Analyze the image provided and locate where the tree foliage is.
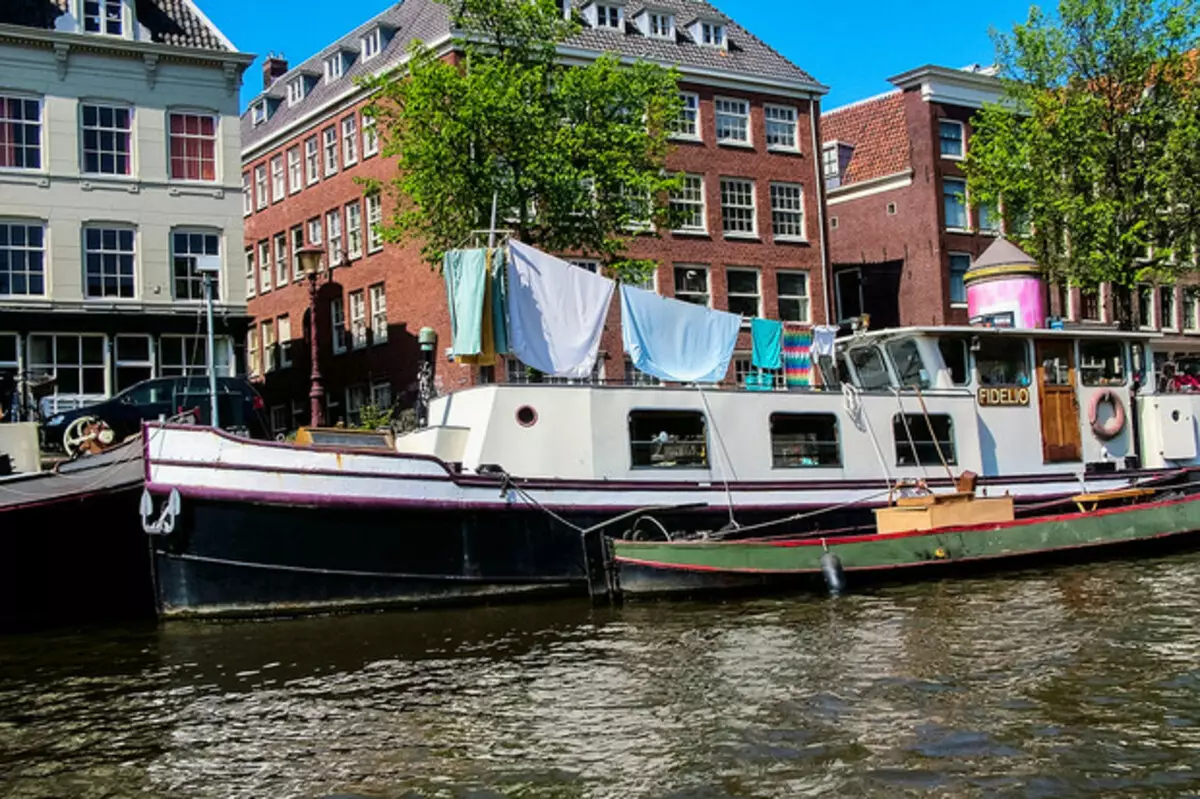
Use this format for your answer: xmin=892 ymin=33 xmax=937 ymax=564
xmin=965 ymin=0 xmax=1200 ymax=326
xmin=363 ymin=0 xmax=683 ymax=282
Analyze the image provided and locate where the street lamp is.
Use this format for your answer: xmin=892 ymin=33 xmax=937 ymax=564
xmin=297 ymin=245 xmax=333 ymax=428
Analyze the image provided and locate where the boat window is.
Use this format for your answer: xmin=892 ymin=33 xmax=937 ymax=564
xmin=770 ymin=413 xmax=840 ymax=468
xmin=629 ymin=410 xmax=708 ymax=468
xmin=975 ymin=338 xmax=1030 ymax=387
xmin=1080 ymin=340 xmax=1125 ymax=386
xmin=937 ymin=337 xmax=970 ymax=385
xmin=848 ymin=346 xmax=891 ymax=390
xmin=886 ymin=339 xmax=931 ymax=389
xmin=893 ymin=413 xmax=957 ymax=466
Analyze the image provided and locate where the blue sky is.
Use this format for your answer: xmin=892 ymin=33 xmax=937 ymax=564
xmin=201 ymin=0 xmax=1040 ymax=111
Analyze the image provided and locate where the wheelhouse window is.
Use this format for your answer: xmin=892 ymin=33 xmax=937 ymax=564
xmin=770 ymin=413 xmax=840 ymax=468
xmin=0 ymin=95 xmax=42 ymax=170
xmin=886 ymin=338 xmax=930 ymax=388
xmin=1080 ymin=340 xmax=1125 ymax=386
xmin=937 ymin=337 xmax=970 ymax=385
xmin=847 ymin=346 xmax=891 ymax=390
xmin=975 ymin=338 xmax=1030 ymax=386
xmin=894 ymin=414 xmax=956 ymax=466
xmin=629 ymin=410 xmax=708 ymax=468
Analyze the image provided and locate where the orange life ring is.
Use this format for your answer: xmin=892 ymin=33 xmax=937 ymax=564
xmin=1089 ymin=389 xmax=1126 ymax=440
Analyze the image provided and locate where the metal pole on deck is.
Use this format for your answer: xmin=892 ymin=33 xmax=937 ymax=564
xmin=203 ymin=273 xmax=219 ymax=428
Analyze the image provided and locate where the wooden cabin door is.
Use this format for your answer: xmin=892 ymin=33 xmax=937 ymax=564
xmin=1035 ymin=340 xmax=1083 ymax=463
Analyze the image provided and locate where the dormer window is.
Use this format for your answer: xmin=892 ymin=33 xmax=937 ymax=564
xmin=324 ymin=54 xmax=344 ymax=83
xmin=594 ymin=3 xmax=623 ymax=30
xmin=83 ymin=0 xmax=124 ymax=36
xmin=251 ymin=101 xmax=267 ymax=126
xmin=287 ymin=78 xmax=305 ymax=107
xmin=649 ymin=12 xmax=674 ymax=38
xmin=700 ymin=21 xmax=725 ymax=47
xmin=361 ymin=28 xmax=382 ymax=61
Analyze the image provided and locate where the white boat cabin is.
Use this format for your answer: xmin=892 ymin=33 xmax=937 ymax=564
xmin=395 ymin=326 xmax=1200 ymax=483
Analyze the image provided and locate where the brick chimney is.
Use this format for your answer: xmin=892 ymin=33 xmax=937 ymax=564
xmin=262 ymin=53 xmax=288 ymax=90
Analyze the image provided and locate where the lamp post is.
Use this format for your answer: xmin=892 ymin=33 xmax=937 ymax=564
xmin=296 ymin=246 xmax=330 ymax=428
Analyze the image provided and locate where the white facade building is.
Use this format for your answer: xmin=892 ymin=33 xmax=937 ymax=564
xmin=0 ymin=0 xmax=253 ymax=413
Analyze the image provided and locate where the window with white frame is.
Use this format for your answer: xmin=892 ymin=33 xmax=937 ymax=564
xmin=278 ymin=314 xmax=292 ymax=367
xmin=261 ymin=319 xmax=276 ymax=373
xmin=726 ymin=268 xmax=761 ymax=318
xmin=323 ymin=126 xmax=338 ymax=176
xmin=290 ymin=225 xmax=304 ymax=281
xmin=0 ymin=95 xmax=42 ymax=171
xmin=764 ymin=105 xmax=798 ymax=151
xmin=621 ymin=185 xmax=652 ymax=231
xmin=274 ymin=232 xmax=288 ymax=286
xmin=1184 ymin=288 xmax=1199 ymax=331
xmin=943 ymin=178 xmax=968 ymax=230
xmin=330 ymin=298 xmax=347 ymax=354
xmin=345 ymin=383 xmax=367 ymax=425
xmin=326 ymin=208 xmax=343 ymax=263
xmin=366 ymin=194 xmax=383 ymax=252
xmin=1138 ymin=284 xmax=1155 ymax=328
xmin=715 ymin=98 xmax=749 ymax=144
xmin=287 ymin=78 xmax=304 ymax=106
xmin=595 ymin=3 xmax=622 ymax=29
xmin=258 ymin=240 xmax=271 ymax=293
xmin=304 ymin=136 xmax=319 ymax=185
xmin=27 ymin=334 xmax=106 ymax=401
xmin=346 ymin=201 xmax=363 ymax=259
xmin=168 ymin=112 xmax=216 ymax=181
xmin=245 ymin=246 xmax=255 ymax=298
xmin=0 ymin=221 xmax=46 ymax=296
xmin=777 ymin=271 xmax=810 ymax=323
xmin=362 ymin=115 xmax=379 ymax=157
xmin=324 ymin=53 xmax=344 ymax=83
xmin=949 ymin=253 xmax=970 ymax=304
xmin=505 ymin=357 xmax=530 ymax=384
xmin=700 ymin=21 xmax=725 ymax=47
xmin=84 ymin=226 xmax=135 ymax=298
xmin=83 ymin=0 xmax=123 ymax=36
xmin=307 ymin=216 xmax=323 ymax=246
xmin=242 ymin=172 xmax=251 ymax=216
xmin=251 ymin=101 xmax=266 ymax=126
xmin=624 ymin=355 xmax=660 ymax=386
xmin=349 ymin=289 xmax=367 ymax=349
xmin=939 ymin=119 xmax=965 ymax=159
xmin=370 ymin=379 xmax=392 ymax=410
xmin=1161 ymin=285 xmax=1177 ymax=330
xmin=672 ymin=92 xmax=700 ymax=139
xmin=670 ymin=174 xmax=706 ymax=233
xmin=1081 ymin=286 xmax=1104 ymax=322
xmin=287 ymin=147 xmax=301 ymax=193
xmin=361 ymin=28 xmax=382 ymax=60
xmin=254 ymin=164 xmax=267 ymax=209
xmin=342 ymin=116 xmax=358 ymax=166
xmin=81 ymin=104 xmax=132 ymax=175
xmin=113 ymin=334 xmax=152 ymax=391
xmin=172 ymin=230 xmax=219 ymax=301
xmin=270 ymin=155 xmax=284 ymax=202
xmin=649 ymin=12 xmax=674 ymax=38
xmin=369 ymin=283 xmax=387 ymax=344
xmin=674 ymin=264 xmax=709 ymax=305
xmin=821 ymin=144 xmax=839 ymax=180
xmin=770 ymin=182 xmax=805 ymax=240
xmin=978 ymin=202 xmax=1001 ymax=233
xmin=247 ymin=327 xmax=259 ymax=376
xmin=720 ymin=177 xmax=756 ymax=236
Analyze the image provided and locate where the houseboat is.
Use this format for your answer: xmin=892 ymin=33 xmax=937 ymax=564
xmin=140 ymin=323 xmax=1200 ymax=619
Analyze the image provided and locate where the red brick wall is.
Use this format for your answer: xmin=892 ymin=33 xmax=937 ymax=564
xmin=243 ymin=80 xmax=829 ymax=423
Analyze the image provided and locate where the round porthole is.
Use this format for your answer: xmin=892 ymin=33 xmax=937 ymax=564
xmin=516 ymin=405 xmax=538 ymax=427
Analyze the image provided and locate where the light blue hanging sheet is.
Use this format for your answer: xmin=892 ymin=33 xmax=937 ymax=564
xmin=443 ymin=249 xmax=487 ymax=356
xmin=620 ymin=285 xmax=741 ymax=384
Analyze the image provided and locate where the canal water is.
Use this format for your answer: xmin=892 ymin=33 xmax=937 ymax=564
xmin=5 ymin=554 xmax=1200 ymax=798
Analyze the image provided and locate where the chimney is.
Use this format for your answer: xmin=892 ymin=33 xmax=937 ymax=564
xmin=262 ymin=53 xmax=288 ymax=90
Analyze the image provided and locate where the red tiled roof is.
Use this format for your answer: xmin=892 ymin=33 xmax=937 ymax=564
xmin=821 ymin=91 xmax=911 ymax=185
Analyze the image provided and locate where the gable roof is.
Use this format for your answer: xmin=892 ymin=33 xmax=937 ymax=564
xmin=242 ymin=0 xmax=824 ymax=154
xmin=820 ymin=90 xmax=911 ymax=186
xmin=0 ymin=0 xmax=235 ymax=52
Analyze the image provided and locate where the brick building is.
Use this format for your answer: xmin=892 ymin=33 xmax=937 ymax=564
xmin=241 ymin=0 xmax=830 ymax=434
xmin=820 ymin=64 xmax=1007 ymax=329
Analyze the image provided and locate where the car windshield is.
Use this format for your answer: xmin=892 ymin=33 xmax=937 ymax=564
xmin=122 ymin=380 xmax=173 ymax=405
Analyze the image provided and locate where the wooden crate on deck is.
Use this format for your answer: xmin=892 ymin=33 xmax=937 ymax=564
xmin=874 ymin=493 xmax=1014 ymax=535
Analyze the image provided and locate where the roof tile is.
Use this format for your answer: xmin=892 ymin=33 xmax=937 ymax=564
xmin=821 ymin=91 xmax=911 ymax=185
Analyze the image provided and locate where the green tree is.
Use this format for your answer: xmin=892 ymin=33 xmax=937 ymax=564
xmin=965 ymin=0 xmax=1200 ymax=326
xmin=364 ymin=0 xmax=683 ymax=283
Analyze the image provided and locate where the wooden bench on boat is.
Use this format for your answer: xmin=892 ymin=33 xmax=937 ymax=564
xmin=875 ymin=492 xmax=1016 ymax=535
xmin=1070 ymin=487 xmax=1155 ymax=512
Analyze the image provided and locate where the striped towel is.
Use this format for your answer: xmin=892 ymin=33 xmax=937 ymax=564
xmin=783 ymin=324 xmax=812 ymax=388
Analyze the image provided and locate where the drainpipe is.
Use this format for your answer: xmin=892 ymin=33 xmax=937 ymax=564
xmin=809 ymin=93 xmax=832 ymax=325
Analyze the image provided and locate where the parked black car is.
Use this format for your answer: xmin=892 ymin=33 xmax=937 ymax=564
xmin=41 ymin=376 xmax=270 ymax=452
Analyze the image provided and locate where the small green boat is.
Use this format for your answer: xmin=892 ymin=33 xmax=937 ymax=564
xmin=610 ymin=480 xmax=1200 ymax=598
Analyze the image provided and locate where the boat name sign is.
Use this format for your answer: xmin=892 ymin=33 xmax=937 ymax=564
xmin=978 ymin=386 xmax=1030 ymax=407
